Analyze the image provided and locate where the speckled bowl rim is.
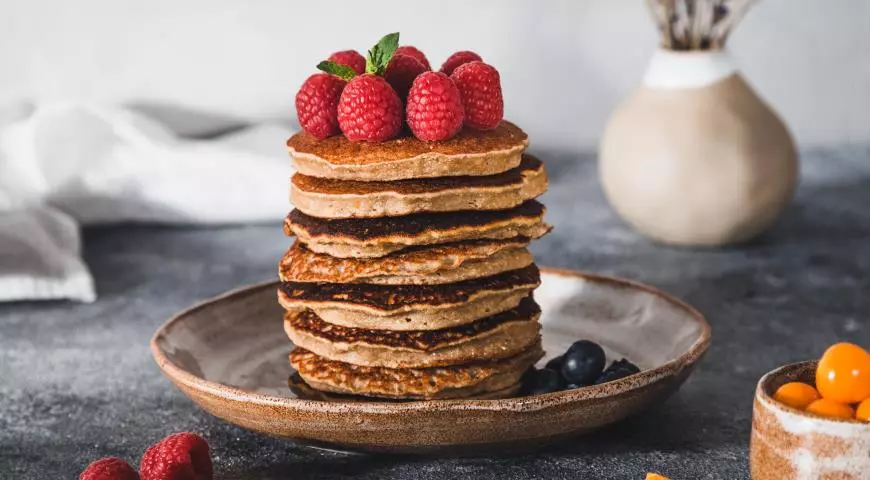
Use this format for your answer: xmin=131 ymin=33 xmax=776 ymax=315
xmin=756 ymin=360 xmax=870 ymax=426
xmin=150 ymin=266 xmax=711 ymax=414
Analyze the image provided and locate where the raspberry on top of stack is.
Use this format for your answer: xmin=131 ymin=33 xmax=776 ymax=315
xmin=281 ymin=33 xmax=552 ymax=400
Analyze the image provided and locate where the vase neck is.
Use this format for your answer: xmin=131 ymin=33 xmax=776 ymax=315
xmin=643 ymin=49 xmax=737 ymax=89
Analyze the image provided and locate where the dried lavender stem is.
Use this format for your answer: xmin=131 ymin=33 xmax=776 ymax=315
xmin=646 ymin=0 xmax=756 ymax=51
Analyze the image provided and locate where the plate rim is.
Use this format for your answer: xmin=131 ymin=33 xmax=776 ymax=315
xmin=150 ymin=266 xmax=711 ymax=414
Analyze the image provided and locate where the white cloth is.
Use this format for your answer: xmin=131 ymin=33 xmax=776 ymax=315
xmin=0 ymin=102 xmax=294 ymax=303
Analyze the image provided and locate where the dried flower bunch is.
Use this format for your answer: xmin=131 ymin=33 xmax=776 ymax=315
xmin=646 ymin=0 xmax=756 ymax=50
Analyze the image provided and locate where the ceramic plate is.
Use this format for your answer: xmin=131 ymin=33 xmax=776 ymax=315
xmin=151 ymin=267 xmax=710 ymax=454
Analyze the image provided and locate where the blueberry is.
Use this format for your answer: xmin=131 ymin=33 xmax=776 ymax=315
xmin=545 ymin=355 xmax=564 ymax=371
xmin=560 ymin=340 xmax=606 ymax=385
xmin=594 ymin=359 xmax=641 ymax=385
xmin=564 ymin=383 xmax=582 ymax=390
xmin=594 ymin=369 xmax=629 ymax=385
xmin=612 ymin=358 xmax=640 ymax=374
xmin=523 ymin=368 xmax=564 ymax=395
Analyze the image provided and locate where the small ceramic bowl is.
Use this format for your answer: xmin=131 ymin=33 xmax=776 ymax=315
xmin=751 ymin=361 xmax=870 ymax=479
xmin=151 ymin=268 xmax=711 ymax=454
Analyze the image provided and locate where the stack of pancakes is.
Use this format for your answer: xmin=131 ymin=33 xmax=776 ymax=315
xmin=280 ymin=121 xmax=551 ymax=399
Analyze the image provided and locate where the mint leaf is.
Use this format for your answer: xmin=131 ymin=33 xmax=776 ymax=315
xmin=317 ymin=61 xmax=357 ymax=81
xmin=365 ymin=32 xmax=400 ymax=75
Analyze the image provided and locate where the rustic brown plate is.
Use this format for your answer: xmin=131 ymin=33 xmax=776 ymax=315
xmin=151 ymin=267 xmax=710 ymax=454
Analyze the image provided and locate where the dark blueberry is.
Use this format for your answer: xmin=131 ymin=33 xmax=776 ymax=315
xmin=523 ymin=368 xmax=564 ymax=395
xmin=594 ymin=359 xmax=641 ymax=384
xmin=560 ymin=340 xmax=606 ymax=384
xmin=594 ymin=369 xmax=628 ymax=385
xmin=609 ymin=358 xmax=640 ymax=374
xmin=545 ymin=355 xmax=564 ymax=372
xmin=564 ymin=383 xmax=582 ymax=390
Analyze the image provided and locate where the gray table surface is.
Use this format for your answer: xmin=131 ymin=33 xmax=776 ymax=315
xmin=2 ymin=146 xmax=869 ymax=479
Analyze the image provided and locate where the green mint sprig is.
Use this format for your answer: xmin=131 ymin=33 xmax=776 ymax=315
xmin=365 ymin=32 xmax=399 ymax=75
xmin=316 ymin=61 xmax=358 ymax=81
xmin=316 ymin=32 xmax=400 ymax=80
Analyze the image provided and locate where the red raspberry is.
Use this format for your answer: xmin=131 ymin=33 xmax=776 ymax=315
xmin=406 ymin=72 xmax=465 ymax=141
xmin=337 ymin=74 xmax=403 ymax=142
xmin=295 ymin=73 xmax=346 ymax=139
xmin=81 ymin=457 xmax=139 ymax=480
xmin=450 ymin=61 xmax=503 ymax=130
xmin=395 ymin=46 xmax=431 ymax=70
xmin=440 ymin=51 xmax=482 ymax=76
xmin=139 ymin=432 xmax=213 ymax=480
xmin=384 ymin=53 xmax=427 ymax=100
xmin=327 ymin=50 xmax=365 ymax=75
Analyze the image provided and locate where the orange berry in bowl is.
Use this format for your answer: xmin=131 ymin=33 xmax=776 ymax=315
xmin=646 ymin=474 xmax=671 ymax=480
xmin=816 ymin=342 xmax=870 ymax=404
xmin=805 ymin=398 xmax=855 ymax=420
xmin=856 ymin=398 xmax=870 ymax=422
xmin=773 ymin=381 xmax=820 ymax=410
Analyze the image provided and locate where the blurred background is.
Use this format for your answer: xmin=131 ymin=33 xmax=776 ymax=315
xmin=3 ymin=0 xmax=869 ymax=150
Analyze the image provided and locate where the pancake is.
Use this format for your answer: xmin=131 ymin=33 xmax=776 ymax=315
xmin=284 ymin=297 xmax=541 ymax=368
xmin=284 ymin=200 xmax=551 ymax=258
xmin=287 ymin=373 xmax=522 ymax=401
xmin=289 ymin=341 xmax=543 ymax=399
xmin=288 ymin=121 xmax=529 ymax=182
xmin=290 ymin=155 xmax=548 ymax=218
xmin=279 ymin=238 xmax=533 ymax=285
xmin=278 ymin=265 xmax=541 ymax=330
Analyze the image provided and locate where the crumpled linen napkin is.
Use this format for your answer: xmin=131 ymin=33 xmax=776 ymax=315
xmin=0 ymin=102 xmax=293 ymax=303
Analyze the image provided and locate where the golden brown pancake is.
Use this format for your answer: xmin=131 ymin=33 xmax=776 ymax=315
xmin=290 ymin=155 xmax=548 ymax=218
xmin=278 ymin=265 xmax=541 ymax=330
xmin=289 ymin=341 xmax=543 ymax=399
xmin=288 ymin=121 xmax=528 ymax=181
xmin=287 ymin=373 xmax=522 ymax=401
xmin=284 ymin=200 xmax=551 ymax=258
xmin=284 ymin=297 xmax=541 ymax=368
xmin=278 ymin=238 xmax=533 ymax=285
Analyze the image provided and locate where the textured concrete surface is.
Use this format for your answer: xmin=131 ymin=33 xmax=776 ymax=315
xmin=2 ymin=146 xmax=869 ymax=479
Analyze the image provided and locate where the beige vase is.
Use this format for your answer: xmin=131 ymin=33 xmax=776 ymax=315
xmin=600 ymin=49 xmax=798 ymax=246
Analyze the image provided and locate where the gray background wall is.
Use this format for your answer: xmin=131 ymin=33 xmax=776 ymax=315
xmin=3 ymin=0 xmax=868 ymax=151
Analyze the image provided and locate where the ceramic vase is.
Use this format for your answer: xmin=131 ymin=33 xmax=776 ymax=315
xmin=600 ymin=49 xmax=798 ymax=246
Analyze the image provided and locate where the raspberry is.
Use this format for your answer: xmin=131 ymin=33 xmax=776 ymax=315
xmin=384 ymin=54 xmax=427 ymax=100
xmin=440 ymin=51 xmax=482 ymax=76
xmin=406 ymin=71 xmax=464 ymax=141
xmin=295 ymin=73 xmax=346 ymax=139
xmin=450 ymin=61 xmax=503 ymax=130
xmin=395 ymin=46 xmax=431 ymax=70
xmin=139 ymin=432 xmax=213 ymax=480
xmin=327 ymin=50 xmax=365 ymax=75
xmin=338 ymin=74 xmax=403 ymax=142
xmin=80 ymin=457 xmax=139 ymax=480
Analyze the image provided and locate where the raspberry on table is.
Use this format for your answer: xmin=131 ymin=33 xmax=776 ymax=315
xmin=327 ymin=50 xmax=366 ymax=75
xmin=440 ymin=50 xmax=482 ymax=76
xmin=80 ymin=457 xmax=139 ymax=480
xmin=395 ymin=45 xmax=431 ymax=70
xmin=384 ymin=53 xmax=428 ymax=100
xmin=338 ymin=74 xmax=403 ymax=142
xmin=406 ymin=71 xmax=465 ymax=142
xmin=295 ymin=73 xmax=346 ymax=139
xmin=139 ymin=432 xmax=213 ymax=480
xmin=450 ymin=61 xmax=504 ymax=130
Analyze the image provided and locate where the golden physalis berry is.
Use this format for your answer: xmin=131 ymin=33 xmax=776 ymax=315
xmin=646 ymin=474 xmax=671 ymax=480
xmin=805 ymin=398 xmax=855 ymax=420
xmin=816 ymin=342 xmax=870 ymax=404
xmin=856 ymin=399 xmax=870 ymax=422
xmin=773 ymin=382 xmax=820 ymax=410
